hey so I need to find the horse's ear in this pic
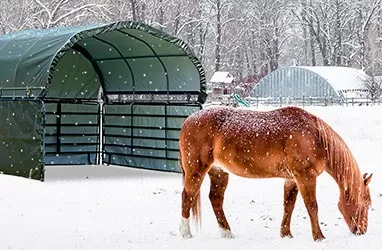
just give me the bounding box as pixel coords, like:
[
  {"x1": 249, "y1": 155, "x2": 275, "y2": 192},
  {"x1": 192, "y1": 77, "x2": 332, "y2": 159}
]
[{"x1": 364, "y1": 173, "x2": 373, "y2": 185}]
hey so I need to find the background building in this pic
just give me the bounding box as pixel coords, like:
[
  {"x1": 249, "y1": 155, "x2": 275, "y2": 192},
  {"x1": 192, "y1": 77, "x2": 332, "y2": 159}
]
[{"x1": 250, "y1": 66, "x2": 371, "y2": 101}]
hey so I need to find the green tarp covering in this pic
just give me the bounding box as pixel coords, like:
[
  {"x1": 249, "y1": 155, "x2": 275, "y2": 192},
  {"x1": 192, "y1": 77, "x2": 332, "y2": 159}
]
[
  {"x1": 0, "y1": 21, "x2": 207, "y2": 180},
  {"x1": 0, "y1": 21, "x2": 206, "y2": 101},
  {"x1": 0, "y1": 100, "x2": 44, "y2": 180}
]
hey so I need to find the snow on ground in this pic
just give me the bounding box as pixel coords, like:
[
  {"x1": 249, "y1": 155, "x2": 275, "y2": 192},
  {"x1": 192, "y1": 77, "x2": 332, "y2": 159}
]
[{"x1": 0, "y1": 105, "x2": 381, "y2": 250}]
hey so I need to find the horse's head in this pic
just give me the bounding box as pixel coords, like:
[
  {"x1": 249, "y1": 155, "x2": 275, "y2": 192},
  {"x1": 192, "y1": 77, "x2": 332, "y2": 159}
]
[{"x1": 338, "y1": 173, "x2": 373, "y2": 235}]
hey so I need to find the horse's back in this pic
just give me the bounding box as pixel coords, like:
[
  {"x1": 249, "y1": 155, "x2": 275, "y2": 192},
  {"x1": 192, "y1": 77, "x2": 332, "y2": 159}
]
[
  {"x1": 179, "y1": 106, "x2": 324, "y2": 178},
  {"x1": 181, "y1": 106, "x2": 317, "y2": 136}
]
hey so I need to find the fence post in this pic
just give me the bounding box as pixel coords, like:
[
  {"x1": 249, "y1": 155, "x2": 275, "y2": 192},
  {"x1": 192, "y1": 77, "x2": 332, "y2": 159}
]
[
  {"x1": 302, "y1": 95, "x2": 305, "y2": 107},
  {"x1": 257, "y1": 95, "x2": 259, "y2": 107}
]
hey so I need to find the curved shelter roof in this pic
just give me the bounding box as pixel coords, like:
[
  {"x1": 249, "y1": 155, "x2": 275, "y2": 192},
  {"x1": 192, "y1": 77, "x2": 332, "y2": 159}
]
[
  {"x1": 0, "y1": 21, "x2": 206, "y2": 103},
  {"x1": 299, "y1": 66, "x2": 369, "y2": 92},
  {"x1": 250, "y1": 66, "x2": 370, "y2": 99}
]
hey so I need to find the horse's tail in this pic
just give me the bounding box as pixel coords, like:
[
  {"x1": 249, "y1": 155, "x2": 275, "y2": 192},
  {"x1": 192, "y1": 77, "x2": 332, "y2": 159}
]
[
  {"x1": 179, "y1": 151, "x2": 185, "y2": 184},
  {"x1": 191, "y1": 190, "x2": 201, "y2": 229}
]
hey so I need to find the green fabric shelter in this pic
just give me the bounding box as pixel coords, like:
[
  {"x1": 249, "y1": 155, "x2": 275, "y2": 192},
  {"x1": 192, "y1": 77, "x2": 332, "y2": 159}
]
[{"x1": 0, "y1": 21, "x2": 206, "y2": 181}]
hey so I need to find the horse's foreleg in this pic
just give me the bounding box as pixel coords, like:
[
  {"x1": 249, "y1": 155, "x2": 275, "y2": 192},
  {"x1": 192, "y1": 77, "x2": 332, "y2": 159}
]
[
  {"x1": 280, "y1": 179, "x2": 299, "y2": 238},
  {"x1": 295, "y1": 175, "x2": 325, "y2": 241},
  {"x1": 208, "y1": 167, "x2": 235, "y2": 239}
]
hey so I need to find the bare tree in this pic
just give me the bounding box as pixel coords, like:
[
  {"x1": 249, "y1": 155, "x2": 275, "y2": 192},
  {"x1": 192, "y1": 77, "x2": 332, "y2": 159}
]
[
  {"x1": 2, "y1": 0, "x2": 382, "y2": 87},
  {"x1": 31, "y1": 0, "x2": 111, "y2": 28},
  {"x1": 0, "y1": 0, "x2": 36, "y2": 33}
]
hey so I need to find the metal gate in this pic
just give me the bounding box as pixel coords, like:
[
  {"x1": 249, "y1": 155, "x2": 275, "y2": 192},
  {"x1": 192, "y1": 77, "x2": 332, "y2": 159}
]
[
  {"x1": 102, "y1": 103, "x2": 201, "y2": 172},
  {"x1": 44, "y1": 101, "x2": 101, "y2": 165}
]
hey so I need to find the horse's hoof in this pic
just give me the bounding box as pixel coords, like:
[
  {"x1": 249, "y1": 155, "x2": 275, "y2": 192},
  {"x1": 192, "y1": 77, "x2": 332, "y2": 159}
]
[
  {"x1": 181, "y1": 232, "x2": 193, "y2": 239},
  {"x1": 179, "y1": 217, "x2": 192, "y2": 239},
  {"x1": 221, "y1": 231, "x2": 235, "y2": 239},
  {"x1": 179, "y1": 226, "x2": 192, "y2": 239},
  {"x1": 219, "y1": 227, "x2": 235, "y2": 239},
  {"x1": 313, "y1": 235, "x2": 326, "y2": 242},
  {"x1": 280, "y1": 232, "x2": 293, "y2": 238}
]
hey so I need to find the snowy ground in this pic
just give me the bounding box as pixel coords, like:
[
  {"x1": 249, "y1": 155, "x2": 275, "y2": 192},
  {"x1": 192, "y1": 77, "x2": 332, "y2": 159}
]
[{"x1": 0, "y1": 105, "x2": 381, "y2": 250}]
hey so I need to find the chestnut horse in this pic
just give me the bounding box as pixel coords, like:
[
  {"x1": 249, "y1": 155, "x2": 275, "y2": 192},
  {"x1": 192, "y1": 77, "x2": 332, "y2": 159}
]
[{"x1": 179, "y1": 106, "x2": 372, "y2": 241}]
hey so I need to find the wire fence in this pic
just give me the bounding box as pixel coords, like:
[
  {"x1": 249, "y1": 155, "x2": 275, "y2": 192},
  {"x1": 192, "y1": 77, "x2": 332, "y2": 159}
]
[
  {"x1": 247, "y1": 96, "x2": 382, "y2": 107},
  {"x1": 206, "y1": 95, "x2": 382, "y2": 107}
]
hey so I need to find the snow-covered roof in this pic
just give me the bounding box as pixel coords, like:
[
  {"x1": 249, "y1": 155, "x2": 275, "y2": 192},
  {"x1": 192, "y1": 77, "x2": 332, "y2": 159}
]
[
  {"x1": 298, "y1": 66, "x2": 370, "y2": 91},
  {"x1": 209, "y1": 71, "x2": 234, "y2": 84}
]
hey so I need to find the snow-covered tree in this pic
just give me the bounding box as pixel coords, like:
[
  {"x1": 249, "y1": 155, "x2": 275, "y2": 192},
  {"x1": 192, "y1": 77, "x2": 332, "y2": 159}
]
[{"x1": 1, "y1": 0, "x2": 382, "y2": 88}]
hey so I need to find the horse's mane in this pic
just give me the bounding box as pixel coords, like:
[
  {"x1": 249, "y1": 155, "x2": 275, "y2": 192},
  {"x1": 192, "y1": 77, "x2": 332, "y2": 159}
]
[{"x1": 316, "y1": 117, "x2": 363, "y2": 203}]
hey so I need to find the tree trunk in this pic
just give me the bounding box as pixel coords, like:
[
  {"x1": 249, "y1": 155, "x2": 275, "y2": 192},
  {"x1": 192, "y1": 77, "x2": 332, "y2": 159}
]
[
  {"x1": 130, "y1": 0, "x2": 137, "y2": 21},
  {"x1": 215, "y1": 0, "x2": 222, "y2": 71},
  {"x1": 334, "y1": 0, "x2": 342, "y2": 66}
]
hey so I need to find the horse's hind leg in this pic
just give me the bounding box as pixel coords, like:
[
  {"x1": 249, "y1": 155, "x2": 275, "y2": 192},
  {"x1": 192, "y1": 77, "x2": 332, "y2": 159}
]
[
  {"x1": 280, "y1": 179, "x2": 299, "y2": 238},
  {"x1": 180, "y1": 164, "x2": 210, "y2": 239},
  {"x1": 208, "y1": 167, "x2": 235, "y2": 239}
]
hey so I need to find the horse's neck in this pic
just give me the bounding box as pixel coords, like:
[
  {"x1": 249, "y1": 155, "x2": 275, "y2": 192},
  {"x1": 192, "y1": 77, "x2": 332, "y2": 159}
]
[{"x1": 329, "y1": 165, "x2": 363, "y2": 203}]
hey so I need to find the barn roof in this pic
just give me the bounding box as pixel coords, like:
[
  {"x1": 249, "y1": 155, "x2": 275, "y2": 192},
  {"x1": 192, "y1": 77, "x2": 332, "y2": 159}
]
[
  {"x1": 297, "y1": 66, "x2": 369, "y2": 91},
  {"x1": 209, "y1": 71, "x2": 234, "y2": 84},
  {"x1": 0, "y1": 21, "x2": 206, "y2": 103}
]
